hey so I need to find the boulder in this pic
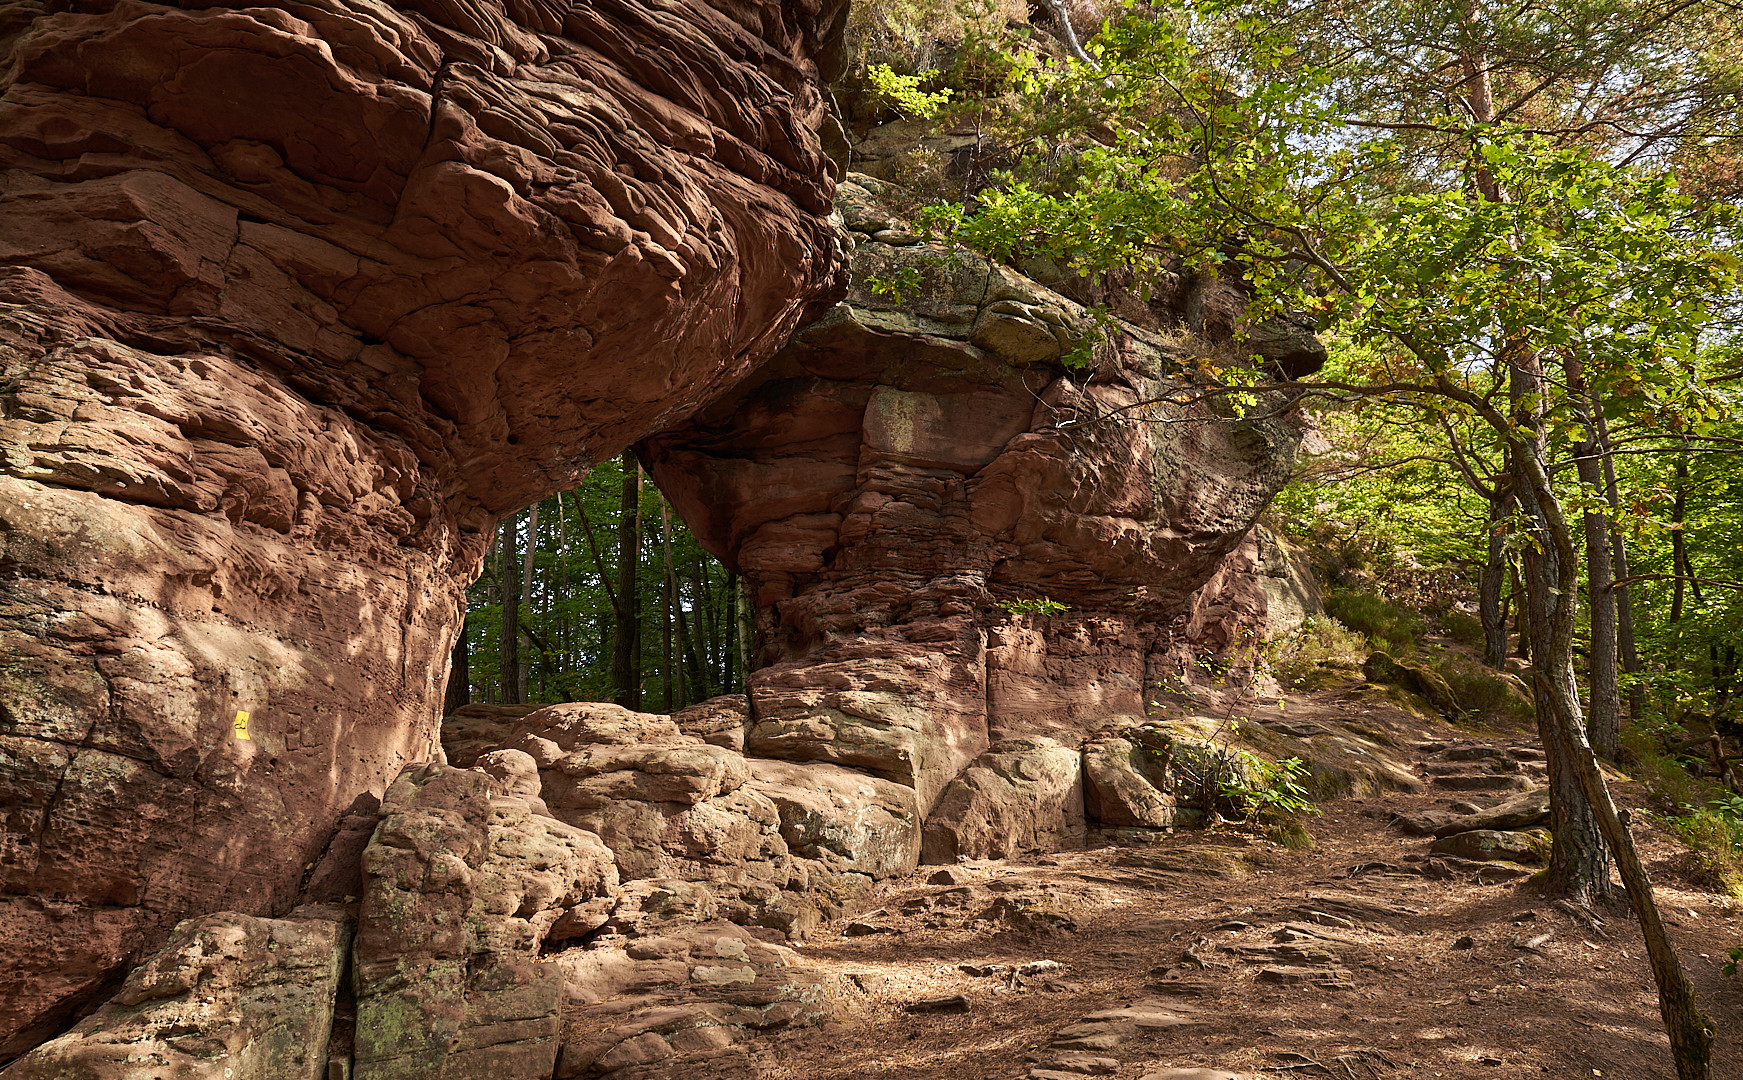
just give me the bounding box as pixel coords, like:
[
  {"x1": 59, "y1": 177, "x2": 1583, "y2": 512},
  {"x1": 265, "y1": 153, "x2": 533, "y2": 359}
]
[
  {"x1": 487, "y1": 703, "x2": 918, "y2": 932},
  {"x1": 748, "y1": 758, "x2": 922, "y2": 888},
  {"x1": 552, "y1": 922, "x2": 829, "y2": 1078},
  {"x1": 1431, "y1": 790, "x2": 1551, "y2": 837},
  {"x1": 672, "y1": 695, "x2": 752, "y2": 752},
  {"x1": 922, "y1": 736, "x2": 1085, "y2": 862},
  {"x1": 1082, "y1": 724, "x2": 1259, "y2": 829},
  {"x1": 2, "y1": 908, "x2": 349, "y2": 1080},
  {"x1": 1362, "y1": 653, "x2": 1463, "y2": 721},
  {"x1": 1083, "y1": 737, "x2": 1177, "y2": 829},
  {"x1": 1429, "y1": 829, "x2": 1551, "y2": 864},
  {"x1": 351, "y1": 762, "x2": 618, "y2": 1080}
]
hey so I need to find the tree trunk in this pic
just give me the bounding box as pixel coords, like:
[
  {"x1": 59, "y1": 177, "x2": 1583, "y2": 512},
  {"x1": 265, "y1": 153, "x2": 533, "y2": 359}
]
[
  {"x1": 500, "y1": 512, "x2": 521, "y2": 705},
  {"x1": 735, "y1": 575, "x2": 754, "y2": 691},
  {"x1": 1502, "y1": 361, "x2": 1713, "y2": 1080},
  {"x1": 1672, "y1": 447, "x2": 1689, "y2": 626},
  {"x1": 724, "y1": 572, "x2": 739, "y2": 692},
  {"x1": 1480, "y1": 474, "x2": 1514, "y2": 668},
  {"x1": 1511, "y1": 560, "x2": 1529, "y2": 663},
  {"x1": 1517, "y1": 476, "x2": 1611, "y2": 904},
  {"x1": 1598, "y1": 410, "x2": 1645, "y2": 719},
  {"x1": 660, "y1": 496, "x2": 676, "y2": 712},
  {"x1": 518, "y1": 504, "x2": 539, "y2": 704},
  {"x1": 442, "y1": 602, "x2": 470, "y2": 717},
  {"x1": 1569, "y1": 371, "x2": 1619, "y2": 758},
  {"x1": 1504, "y1": 343, "x2": 1608, "y2": 903},
  {"x1": 612, "y1": 453, "x2": 642, "y2": 709}
]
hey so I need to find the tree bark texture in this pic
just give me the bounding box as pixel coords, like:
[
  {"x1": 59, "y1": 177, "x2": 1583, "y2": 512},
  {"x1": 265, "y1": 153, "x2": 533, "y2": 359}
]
[
  {"x1": 1570, "y1": 375, "x2": 1620, "y2": 757},
  {"x1": 1599, "y1": 417, "x2": 1645, "y2": 719},
  {"x1": 612, "y1": 453, "x2": 642, "y2": 708},
  {"x1": 1480, "y1": 476, "x2": 1514, "y2": 668},
  {"x1": 1503, "y1": 361, "x2": 1713, "y2": 1079},
  {"x1": 500, "y1": 512, "x2": 521, "y2": 705}
]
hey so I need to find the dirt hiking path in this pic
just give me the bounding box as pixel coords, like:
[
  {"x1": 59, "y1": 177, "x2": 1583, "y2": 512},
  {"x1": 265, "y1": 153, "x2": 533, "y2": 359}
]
[{"x1": 754, "y1": 727, "x2": 1743, "y2": 1080}]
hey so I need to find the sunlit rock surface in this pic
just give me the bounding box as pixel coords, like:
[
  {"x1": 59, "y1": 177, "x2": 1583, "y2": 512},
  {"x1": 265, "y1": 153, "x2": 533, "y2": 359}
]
[{"x1": 0, "y1": 0, "x2": 847, "y2": 1049}]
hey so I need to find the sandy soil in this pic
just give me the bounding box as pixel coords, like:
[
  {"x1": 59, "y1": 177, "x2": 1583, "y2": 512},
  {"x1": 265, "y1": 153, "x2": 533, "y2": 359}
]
[{"x1": 750, "y1": 723, "x2": 1743, "y2": 1080}]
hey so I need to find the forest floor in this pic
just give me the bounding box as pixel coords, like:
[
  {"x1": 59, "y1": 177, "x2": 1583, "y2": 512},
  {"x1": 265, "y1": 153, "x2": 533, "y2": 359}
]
[{"x1": 750, "y1": 687, "x2": 1743, "y2": 1080}]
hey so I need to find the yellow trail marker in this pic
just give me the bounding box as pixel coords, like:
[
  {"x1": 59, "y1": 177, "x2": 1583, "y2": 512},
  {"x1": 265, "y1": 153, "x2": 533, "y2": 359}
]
[{"x1": 233, "y1": 710, "x2": 251, "y2": 740}]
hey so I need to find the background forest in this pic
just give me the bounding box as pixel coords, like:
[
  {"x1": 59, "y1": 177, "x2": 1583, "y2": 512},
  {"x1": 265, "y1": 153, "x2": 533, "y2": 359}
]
[{"x1": 447, "y1": 452, "x2": 748, "y2": 713}]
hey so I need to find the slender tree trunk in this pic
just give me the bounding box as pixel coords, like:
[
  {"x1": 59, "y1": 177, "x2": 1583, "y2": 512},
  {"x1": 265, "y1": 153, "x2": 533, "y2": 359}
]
[
  {"x1": 500, "y1": 512, "x2": 521, "y2": 705},
  {"x1": 1520, "y1": 433, "x2": 1719, "y2": 1076},
  {"x1": 1510, "y1": 560, "x2": 1529, "y2": 664},
  {"x1": 612, "y1": 454, "x2": 642, "y2": 709},
  {"x1": 1038, "y1": 0, "x2": 1095, "y2": 67},
  {"x1": 442, "y1": 601, "x2": 470, "y2": 717},
  {"x1": 518, "y1": 504, "x2": 539, "y2": 704},
  {"x1": 724, "y1": 572, "x2": 740, "y2": 692},
  {"x1": 556, "y1": 492, "x2": 571, "y2": 690},
  {"x1": 1672, "y1": 448, "x2": 1690, "y2": 626},
  {"x1": 689, "y1": 549, "x2": 715, "y2": 692},
  {"x1": 1598, "y1": 411, "x2": 1645, "y2": 719},
  {"x1": 735, "y1": 575, "x2": 754, "y2": 691},
  {"x1": 1569, "y1": 368, "x2": 1620, "y2": 758},
  {"x1": 677, "y1": 597, "x2": 703, "y2": 707},
  {"x1": 1505, "y1": 343, "x2": 1609, "y2": 903},
  {"x1": 660, "y1": 496, "x2": 676, "y2": 712},
  {"x1": 1517, "y1": 476, "x2": 1611, "y2": 903},
  {"x1": 1480, "y1": 474, "x2": 1514, "y2": 668}
]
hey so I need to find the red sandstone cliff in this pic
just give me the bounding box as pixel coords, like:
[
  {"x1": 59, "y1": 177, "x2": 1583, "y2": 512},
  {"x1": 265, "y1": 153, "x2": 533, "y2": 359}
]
[
  {"x1": 0, "y1": 0, "x2": 848, "y2": 1051},
  {"x1": 0, "y1": 0, "x2": 1325, "y2": 1065}
]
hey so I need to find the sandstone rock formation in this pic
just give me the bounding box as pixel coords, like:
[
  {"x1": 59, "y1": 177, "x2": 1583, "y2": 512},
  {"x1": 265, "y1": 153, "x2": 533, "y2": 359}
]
[
  {"x1": 0, "y1": 0, "x2": 848, "y2": 1050},
  {"x1": 2, "y1": 907, "x2": 350, "y2": 1080},
  {"x1": 644, "y1": 174, "x2": 1315, "y2": 826},
  {"x1": 921, "y1": 736, "x2": 1085, "y2": 862},
  {"x1": 351, "y1": 759, "x2": 617, "y2": 1080},
  {"x1": 0, "y1": 0, "x2": 1324, "y2": 1055},
  {"x1": 495, "y1": 700, "x2": 919, "y2": 936}
]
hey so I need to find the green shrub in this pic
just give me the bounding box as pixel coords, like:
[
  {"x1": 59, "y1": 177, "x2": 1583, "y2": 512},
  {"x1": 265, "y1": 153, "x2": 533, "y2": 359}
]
[
  {"x1": 1440, "y1": 609, "x2": 1486, "y2": 649},
  {"x1": 1324, "y1": 588, "x2": 1425, "y2": 653},
  {"x1": 1422, "y1": 652, "x2": 1534, "y2": 727},
  {"x1": 1623, "y1": 725, "x2": 1743, "y2": 895},
  {"x1": 999, "y1": 596, "x2": 1069, "y2": 616},
  {"x1": 865, "y1": 63, "x2": 953, "y2": 118},
  {"x1": 1265, "y1": 614, "x2": 1367, "y2": 690}
]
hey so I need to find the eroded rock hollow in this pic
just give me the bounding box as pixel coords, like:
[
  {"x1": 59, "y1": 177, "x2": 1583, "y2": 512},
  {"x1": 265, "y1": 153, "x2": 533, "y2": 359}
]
[{"x1": 0, "y1": 0, "x2": 849, "y2": 1051}]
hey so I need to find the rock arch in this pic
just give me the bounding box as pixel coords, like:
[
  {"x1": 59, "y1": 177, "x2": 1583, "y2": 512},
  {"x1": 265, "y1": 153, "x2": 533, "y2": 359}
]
[
  {"x1": 0, "y1": 0, "x2": 1316, "y2": 1060},
  {"x1": 0, "y1": 0, "x2": 847, "y2": 1050}
]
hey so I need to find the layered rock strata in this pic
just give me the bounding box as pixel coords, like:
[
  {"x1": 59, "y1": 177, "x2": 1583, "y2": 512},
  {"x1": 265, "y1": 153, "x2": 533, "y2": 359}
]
[
  {"x1": 1, "y1": 10, "x2": 1323, "y2": 1059},
  {"x1": 1, "y1": 907, "x2": 350, "y2": 1080},
  {"x1": 0, "y1": 0, "x2": 848, "y2": 1051},
  {"x1": 644, "y1": 175, "x2": 1316, "y2": 824}
]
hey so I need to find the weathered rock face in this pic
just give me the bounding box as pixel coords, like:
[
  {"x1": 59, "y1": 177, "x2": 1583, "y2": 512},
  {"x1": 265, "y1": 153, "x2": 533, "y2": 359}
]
[
  {"x1": 643, "y1": 175, "x2": 1310, "y2": 819},
  {"x1": 351, "y1": 760, "x2": 617, "y2": 1080},
  {"x1": 494, "y1": 701, "x2": 919, "y2": 935},
  {"x1": 921, "y1": 735, "x2": 1085, "y2": 862},
  {"x1": 1, "y1": 907, "x2": 350, "y2": 1080},
  {"x1": 0, "y1": 0, "x2": 848, "y2": 1052}
]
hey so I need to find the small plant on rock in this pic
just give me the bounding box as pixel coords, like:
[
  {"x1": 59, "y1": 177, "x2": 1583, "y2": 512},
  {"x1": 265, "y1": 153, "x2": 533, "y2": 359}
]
[
  {"x1": 999, "y1": 596, "x2": 1069, "y2": 617},
  {"x1": 865, "y1": 63, "x2": 953, "y2": 119},
  {"x1": 1221, "y1": 750, "x2": 1320, "y2": 821}
]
